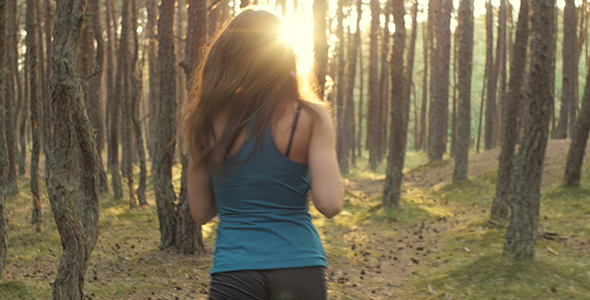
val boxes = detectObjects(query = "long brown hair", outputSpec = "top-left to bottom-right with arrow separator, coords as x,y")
183,8 -> 320,168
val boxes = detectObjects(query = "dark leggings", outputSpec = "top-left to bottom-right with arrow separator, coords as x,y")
208,266 -> 327,300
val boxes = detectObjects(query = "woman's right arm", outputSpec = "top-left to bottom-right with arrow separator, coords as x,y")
187,155 -> 218,225
307,105 -> 343,219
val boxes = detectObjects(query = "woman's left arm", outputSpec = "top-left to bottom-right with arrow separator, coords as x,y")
187,155 -> 217,225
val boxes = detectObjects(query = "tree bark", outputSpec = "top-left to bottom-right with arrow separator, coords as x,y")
121,0 -> 136,208
147,0 -> 158,159
177,0 -> 207,255
27,0 -> 42,233
406,2 -> 418,152
342,0 -> 362,173
105,0 -> 114,160
43,0 -> 53,175
357,39 -> 364,156
504,0 -> 555,261
484,0 -> 497,150
555,0 -> 577,139
4,0 -> 18,195
108,0 -> 127,200
563,41 -> 590,185
418,7 -> 429,151
495,0 -> 507,147
313,0 -> 328,98
382,0 -> 406,207
154,0 -> 178,250
492,0 -> 530,220
378,2 -> 391,164
335,0 -> 347,172
368,0 -> 380,170
0,0 -> 9,277
428,0 -> 452,161
452,0 -> 474,182
49,0 -> 101,297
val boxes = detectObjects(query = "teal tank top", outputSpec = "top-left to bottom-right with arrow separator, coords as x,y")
210,123 -> 326,274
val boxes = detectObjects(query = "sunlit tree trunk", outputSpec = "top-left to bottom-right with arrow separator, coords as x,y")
492,0 -> 530,220
313,0 -> 328,98
378,1 -> 391,164
504,0 -> 556,261
121,0 -> 136,208
335,0 -> 347,172
453,0 -> 474,182
343,0 -> 362,172
382,0 -> 406,207
154,0 -> 178,250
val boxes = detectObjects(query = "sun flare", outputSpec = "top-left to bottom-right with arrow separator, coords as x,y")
281,15 -> 316,75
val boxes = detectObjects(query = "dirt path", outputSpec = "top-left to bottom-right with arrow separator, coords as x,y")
328,139 -> 590,299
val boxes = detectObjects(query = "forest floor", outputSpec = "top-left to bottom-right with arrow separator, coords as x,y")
2,139 -> 590,299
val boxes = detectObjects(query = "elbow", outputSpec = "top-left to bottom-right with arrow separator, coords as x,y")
322,206 -> 342,219
316,197 -> 343,219
191,211 -> 211,225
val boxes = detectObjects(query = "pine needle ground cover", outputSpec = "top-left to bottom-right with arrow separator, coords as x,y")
1,141 -> 589,299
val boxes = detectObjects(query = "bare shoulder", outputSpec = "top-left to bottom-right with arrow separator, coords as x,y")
301,101 -> 332,127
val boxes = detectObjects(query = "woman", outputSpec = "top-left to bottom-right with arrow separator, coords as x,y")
183,8 -> 343,300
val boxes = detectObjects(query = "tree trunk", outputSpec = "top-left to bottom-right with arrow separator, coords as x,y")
122,0 -> 136,208
406,2 -> 418,152
428,0 -> 452,162
382,0 -> 406,207
49,0 -> 101,297
147,0 -> 158,159
484,0 -> 497,150
418,8 -> 429,151
563,41 -> 590,185
109,0 -> 127,200
504,0 -> 555,261
335,0 -> 347,172
105,0 -> 114,161
154,0 -> 178,250
0,0 -> 9,277
368,0 -> 380,170
86,0 -> 107,193
43,0 -> 53,176
313,0 -> 328,98
177,0 -> 207,255
35,0 -> 48,178
126,0 -> 145,206
19,38 -> 28,177
491,0 -> 530,220
451,26 -> 458,158
342,0 -> 362,173
572,0 -> 587,135
5,0 -> 18,195
555,0 -> 577,139
27,0 -> 42,233
378,2 -> 391,164
452,0 -> 474,182
495,0 -> 507,147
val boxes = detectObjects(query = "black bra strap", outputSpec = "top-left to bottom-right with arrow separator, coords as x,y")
285,104 -> 302,158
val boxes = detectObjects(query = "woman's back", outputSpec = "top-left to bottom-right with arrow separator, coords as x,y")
210,101 -> 325,274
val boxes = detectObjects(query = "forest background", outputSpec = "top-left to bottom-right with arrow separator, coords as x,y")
1,0 -> 590,299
